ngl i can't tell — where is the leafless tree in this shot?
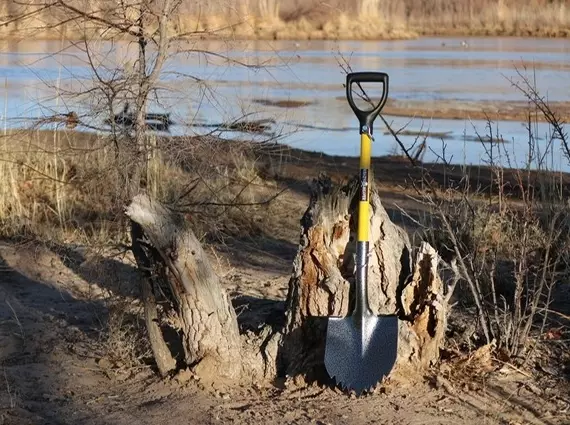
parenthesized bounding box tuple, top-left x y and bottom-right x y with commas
(1, 0, 256, 196)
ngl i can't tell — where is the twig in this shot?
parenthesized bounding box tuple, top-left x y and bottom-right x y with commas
(494, 358, 533, 378)
(6, 299, 24, 340)
(176, 187, 287, 209)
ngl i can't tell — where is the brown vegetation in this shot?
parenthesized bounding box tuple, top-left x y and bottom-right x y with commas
(1, 0, 569, 40)
(0, 129, 282, 245)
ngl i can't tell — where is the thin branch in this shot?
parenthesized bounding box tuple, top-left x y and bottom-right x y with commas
(0, 3, 52, 27)
(55, 0, 141, 37)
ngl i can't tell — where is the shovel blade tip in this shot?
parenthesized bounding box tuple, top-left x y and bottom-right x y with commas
(324, 315, 399, 394)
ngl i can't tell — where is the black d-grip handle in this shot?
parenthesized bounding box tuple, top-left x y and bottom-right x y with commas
(346, 72, 389, 133)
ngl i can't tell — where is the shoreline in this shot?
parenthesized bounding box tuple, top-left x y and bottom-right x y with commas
(1, 29, 569, 43)
(5, 128, 569, 181)
(380, 99, 570, 123)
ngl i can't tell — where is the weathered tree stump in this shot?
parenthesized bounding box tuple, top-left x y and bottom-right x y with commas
(279, 175, 447, 383)
(126, 174, 448, 389)
(126, 195, 243, 382)
(126, 194, 279, 386)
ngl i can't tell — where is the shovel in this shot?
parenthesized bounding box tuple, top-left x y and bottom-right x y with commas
(324, 72, 399, 394)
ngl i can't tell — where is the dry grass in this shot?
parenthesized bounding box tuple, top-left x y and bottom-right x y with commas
(0, 127, 284, 369)
(0, 129, 121, 242)
(98, 295, 152, 370)
(1, 0, 568, 40)
(0, 128, 280, 246)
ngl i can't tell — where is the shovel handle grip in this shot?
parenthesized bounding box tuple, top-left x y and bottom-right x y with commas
(346, 72, 389, 132)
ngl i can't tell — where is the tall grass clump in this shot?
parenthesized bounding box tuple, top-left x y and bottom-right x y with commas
(0, 129, 131, 242)
(0, 128, 280, 247)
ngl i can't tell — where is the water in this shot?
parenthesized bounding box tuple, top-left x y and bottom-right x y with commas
(0, 37, 569, 170)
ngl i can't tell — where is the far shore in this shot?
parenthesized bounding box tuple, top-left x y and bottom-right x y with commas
(2, 0, 568, 42)
(379, 99, 570, 123)
(256, 98, 570, 123)
(1, 30, 568, 42)
(1, 20, 569, 43)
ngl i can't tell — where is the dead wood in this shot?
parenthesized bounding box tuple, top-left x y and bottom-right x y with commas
(126, 194, 279, 385)
(127, 194, 243, 382)
(127, 177, 448, 387)
(279, 175, 447, 382)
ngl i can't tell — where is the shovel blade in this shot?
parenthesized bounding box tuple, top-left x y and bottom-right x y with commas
(324, 315, 398, 394)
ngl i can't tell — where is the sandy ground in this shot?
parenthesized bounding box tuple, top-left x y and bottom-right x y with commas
(1, 175, 569, 424)
(0, 238, 569, 425)
(255, 97, 570, 125)
(382, 99, 570, 123)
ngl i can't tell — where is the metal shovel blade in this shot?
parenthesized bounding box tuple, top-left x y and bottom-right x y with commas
(325, 314, 398, 393)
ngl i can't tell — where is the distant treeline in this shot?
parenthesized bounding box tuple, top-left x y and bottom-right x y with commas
(0, 0, 568, 39)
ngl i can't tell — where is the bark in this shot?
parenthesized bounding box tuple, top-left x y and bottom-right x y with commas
(279, 175, 447, 382)
(141, 277, 178, 375)
(126, 194, 243, 382)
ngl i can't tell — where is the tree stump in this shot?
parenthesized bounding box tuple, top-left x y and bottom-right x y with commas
(126, 175, 448, 389)
(126, 195, 243, 382)
(279, 175, 447, 383)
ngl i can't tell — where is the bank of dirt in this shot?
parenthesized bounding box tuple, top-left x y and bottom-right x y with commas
(378, 99, 570, 123)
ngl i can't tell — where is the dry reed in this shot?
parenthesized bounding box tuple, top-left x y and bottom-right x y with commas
(1, 0, 568, 40)
(0, 128, 277, 246)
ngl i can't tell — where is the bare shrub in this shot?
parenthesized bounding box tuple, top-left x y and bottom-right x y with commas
(415, 73, 570, 361)
(1, 367, 19, 410)
(156, 136, 286, 244)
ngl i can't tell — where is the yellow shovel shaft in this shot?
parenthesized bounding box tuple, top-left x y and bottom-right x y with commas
(357, 132, 372, 242)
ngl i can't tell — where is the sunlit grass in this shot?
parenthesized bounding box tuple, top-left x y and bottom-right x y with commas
(1, 0, 568, 40)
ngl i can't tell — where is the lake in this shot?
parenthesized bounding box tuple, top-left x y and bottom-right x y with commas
(0, 37, 569, 170)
